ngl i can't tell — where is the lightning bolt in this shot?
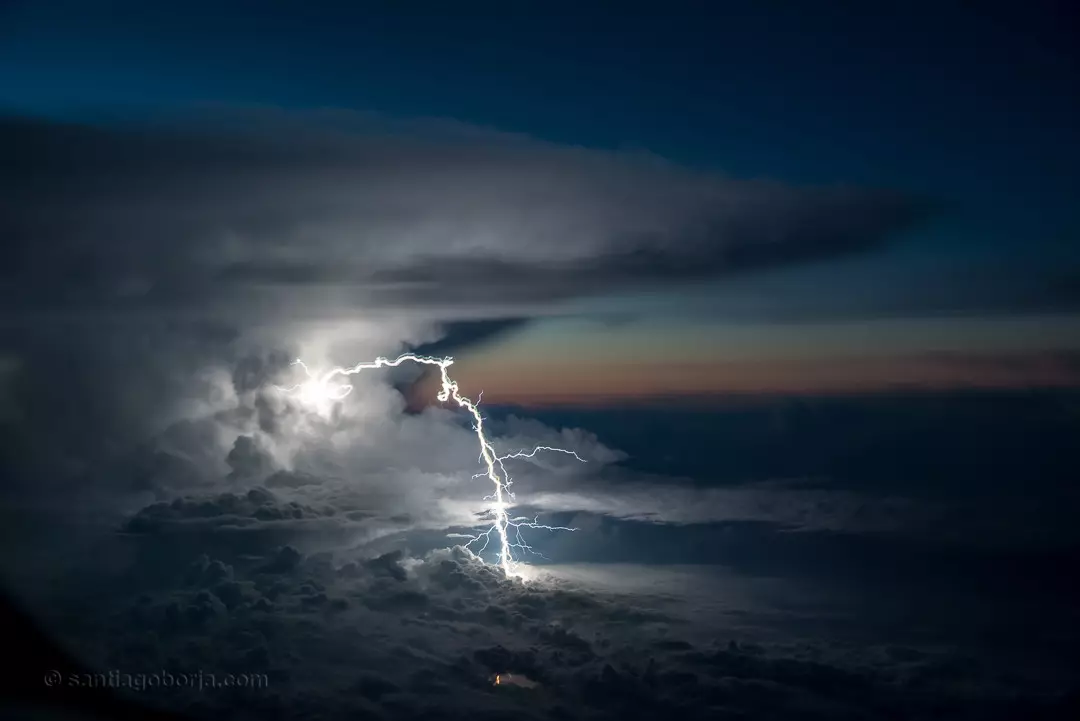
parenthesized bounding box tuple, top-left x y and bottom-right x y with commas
(273, 354, 584, 576)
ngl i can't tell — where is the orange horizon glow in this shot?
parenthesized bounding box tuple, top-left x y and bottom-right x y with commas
(407, 351, 1080, 407)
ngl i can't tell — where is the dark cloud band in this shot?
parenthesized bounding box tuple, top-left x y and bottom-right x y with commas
(0, 111, 932, 323)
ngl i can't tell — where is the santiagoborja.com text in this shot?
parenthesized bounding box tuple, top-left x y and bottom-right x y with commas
(44, 669, 269, 692)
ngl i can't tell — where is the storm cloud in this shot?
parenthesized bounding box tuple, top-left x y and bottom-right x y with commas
(0, 107, 929, 514)
(0, 110, 931, 324)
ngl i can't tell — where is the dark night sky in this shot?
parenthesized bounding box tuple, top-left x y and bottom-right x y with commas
(1, 2, 1079, 720)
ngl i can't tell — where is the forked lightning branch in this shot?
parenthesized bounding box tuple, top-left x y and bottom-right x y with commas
(274, 354, 584, 576)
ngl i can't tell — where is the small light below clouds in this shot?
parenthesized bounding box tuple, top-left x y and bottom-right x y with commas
(492, 672, 539, 689)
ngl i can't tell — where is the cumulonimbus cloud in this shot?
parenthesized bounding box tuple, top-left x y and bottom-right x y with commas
(0, 107, 931, 537)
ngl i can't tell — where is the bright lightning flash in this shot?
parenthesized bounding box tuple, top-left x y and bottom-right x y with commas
(273, 354, 585, 577)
